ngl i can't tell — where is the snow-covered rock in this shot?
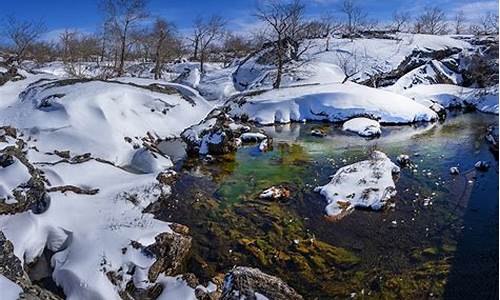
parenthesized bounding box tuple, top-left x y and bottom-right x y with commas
(228, 82, 438, 125)
(240, 132, 267, 143)
(474, 161, 490, 171)
(397, 84, 499, 114)
(315, 151, 400, 219)
(342, 117, 381, 137)
(181, 109, 250, 156)
(450, 167, 460, 175)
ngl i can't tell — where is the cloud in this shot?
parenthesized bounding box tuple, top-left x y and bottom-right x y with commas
(453, 1, 499, 21)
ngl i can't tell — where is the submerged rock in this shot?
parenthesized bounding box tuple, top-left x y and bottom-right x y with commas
(220, 266, 303, 300)
(397, 154, 412, 167)
(311, 129, 326, 137)
(259, 185, 291, 200)
(315, 151, 400, 219)
(342, 118, 381, 137)
(474, 161, 490, 172)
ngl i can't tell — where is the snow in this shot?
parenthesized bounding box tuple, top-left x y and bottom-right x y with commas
(398, 84, 499, 114)
(228, 82, 438, 125)
(315, 151, 400, 218)
(0, 79, 213, 165)
(0, 157, 31, 203)
(0, 158, 174, 300)
(240, 132, 267, 142)
(0, 274, 22, 300)
(342, 117, 381, 137)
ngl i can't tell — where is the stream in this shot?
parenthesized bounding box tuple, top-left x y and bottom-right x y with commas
(155, 111, 498, 299)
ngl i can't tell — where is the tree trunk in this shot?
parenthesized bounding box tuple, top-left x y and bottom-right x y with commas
(273, 40, 283, 89)
(193, 38, 199, 60)
(200, 51, 205, 74)
(154, 43, 162, 80)
(118, 35, 126, 76)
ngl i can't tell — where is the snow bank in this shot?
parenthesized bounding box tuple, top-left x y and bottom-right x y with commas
(400, 84, 499, 114)
(0, 79, 213, 164)
(228, 82, 437, 125)
(0, 274, 22, 300)
(342, 118, 381, 137)
(315, 151, 400, 219)
(0, 159, 173, 300)
(0, 157, 31, 203)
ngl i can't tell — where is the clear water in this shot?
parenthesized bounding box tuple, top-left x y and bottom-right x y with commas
(156, 111, 498, 299)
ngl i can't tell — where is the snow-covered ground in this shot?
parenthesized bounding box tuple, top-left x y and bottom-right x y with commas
(0, 31, 497, 299)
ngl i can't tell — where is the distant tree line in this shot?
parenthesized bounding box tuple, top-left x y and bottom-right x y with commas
(0, 0, 498, 80)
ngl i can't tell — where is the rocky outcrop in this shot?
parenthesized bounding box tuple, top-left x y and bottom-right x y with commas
(220, 266, 303, 300)
(181, 109, 253, 156)
(146, 224, 192, 282)
(0, 232, 63, 300)
(362, 47, 463, 87)
(0, 127, 50, 215)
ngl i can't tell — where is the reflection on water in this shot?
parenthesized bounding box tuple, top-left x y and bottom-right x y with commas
(155, 112, 498, 299)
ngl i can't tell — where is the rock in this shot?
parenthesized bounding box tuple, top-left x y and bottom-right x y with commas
(0, 154, 14, 168)
(258, 139, 272, 152)
(145, 227, 192, 282)
(315, 151, 400, 219)
(342, 118, 381, 137)
(311, 129, 326, 137)
(129, 148, 173, 174)
(397, 154, 411, 167)
(220, 266, 303, 300)
(53, 150, 70, 159)
(156, 170, 178, 186)
(474, 161, 490, 171)
(259, 185, 291, 200)
(173, 67, 200, 88)
(449, 167, 460, 175)
(240, 132, 267, 143)
(181, 109, 249, 156)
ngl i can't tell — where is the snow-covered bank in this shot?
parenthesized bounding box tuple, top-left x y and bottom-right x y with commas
(399, 84, 499, 114)
(315, 151, 400, 219)
(0, 79, 213, 165)
(227, 82, 438, 125)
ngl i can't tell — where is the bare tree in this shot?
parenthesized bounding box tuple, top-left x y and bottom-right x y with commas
(336, 50, 358, 83)
(392, 10, 411, 32)
(454, 11, 466, 34)
(255, 0, 307, 88)
(480, 12, 499, 35)
(416, 7, 448, 35)
(2, 16, 46, 63)
(152, 18, 176, 79)
(340, 0, 366, 41)
(189, 15, 225, 74)
(100, 0, 149, 76)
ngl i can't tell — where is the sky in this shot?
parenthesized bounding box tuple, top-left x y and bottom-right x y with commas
(1, 0, 498, 40)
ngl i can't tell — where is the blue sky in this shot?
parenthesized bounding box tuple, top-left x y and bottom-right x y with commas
(1, 0, 498, 40)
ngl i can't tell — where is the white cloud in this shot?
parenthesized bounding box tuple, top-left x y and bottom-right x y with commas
(454, 1, 499, 21)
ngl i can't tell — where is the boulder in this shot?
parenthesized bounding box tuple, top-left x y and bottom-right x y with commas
(146, 224, 192, 282)
(220, 266, 303, 300)
(181, 109, 250, 156)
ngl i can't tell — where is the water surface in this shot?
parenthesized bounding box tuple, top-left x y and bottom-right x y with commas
(156, 112, 498, 299)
